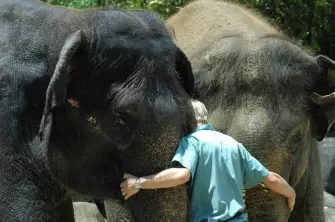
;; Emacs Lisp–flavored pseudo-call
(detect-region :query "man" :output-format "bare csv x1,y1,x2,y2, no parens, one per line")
120,100,296,222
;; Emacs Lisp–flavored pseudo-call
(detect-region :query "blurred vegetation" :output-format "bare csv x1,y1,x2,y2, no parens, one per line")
42,0,335,58
42,0,191,18
232,0,335,58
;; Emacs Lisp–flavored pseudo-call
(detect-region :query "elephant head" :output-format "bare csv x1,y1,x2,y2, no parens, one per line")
38,11,195,201
189,37,335,221
195,42,335,221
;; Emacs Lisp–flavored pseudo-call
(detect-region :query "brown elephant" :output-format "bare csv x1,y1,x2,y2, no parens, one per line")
166,0,335,221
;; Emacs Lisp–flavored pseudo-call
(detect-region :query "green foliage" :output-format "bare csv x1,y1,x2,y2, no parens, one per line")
146,0,190,18
229,0,335,56
44,0,97,8
42,0,191,18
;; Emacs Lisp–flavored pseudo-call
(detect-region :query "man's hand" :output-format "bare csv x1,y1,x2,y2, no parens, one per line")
262,172,296,212
120,173,140,200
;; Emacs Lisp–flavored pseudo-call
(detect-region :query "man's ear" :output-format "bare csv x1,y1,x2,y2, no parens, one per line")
39,30,83,139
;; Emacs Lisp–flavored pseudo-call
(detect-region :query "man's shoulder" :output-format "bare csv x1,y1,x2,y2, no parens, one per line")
216,132,238,144
217,134,242,153
182,133,200,143
178,134,200,149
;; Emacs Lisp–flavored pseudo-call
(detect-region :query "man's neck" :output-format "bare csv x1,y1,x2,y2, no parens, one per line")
192,122,206,131
195,121,207,126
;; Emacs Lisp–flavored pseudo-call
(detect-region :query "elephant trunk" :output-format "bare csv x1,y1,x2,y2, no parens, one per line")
227,107,291,221
242,145,291,222
116,95,191,221
244,185,290,222
120,93,190,174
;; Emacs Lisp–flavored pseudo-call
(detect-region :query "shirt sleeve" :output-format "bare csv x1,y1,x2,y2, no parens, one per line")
238,143,270,189
171,136,199,185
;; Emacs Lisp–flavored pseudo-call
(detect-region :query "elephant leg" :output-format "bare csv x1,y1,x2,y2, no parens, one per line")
105,199,134,222
289,145,325,222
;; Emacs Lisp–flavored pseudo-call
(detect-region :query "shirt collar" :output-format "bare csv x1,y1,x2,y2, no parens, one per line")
192,124,215,132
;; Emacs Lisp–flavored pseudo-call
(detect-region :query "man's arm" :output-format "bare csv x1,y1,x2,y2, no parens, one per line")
120,168,190,199
138,168,191,189
120,136,199,200
262,172,296,211
120,168,190,200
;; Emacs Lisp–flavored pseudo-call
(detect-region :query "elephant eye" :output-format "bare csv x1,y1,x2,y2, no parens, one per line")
115,115,127,127
288,131,304,153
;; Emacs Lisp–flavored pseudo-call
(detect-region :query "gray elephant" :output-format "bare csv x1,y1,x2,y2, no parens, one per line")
0,0,194,221
166,0,335,221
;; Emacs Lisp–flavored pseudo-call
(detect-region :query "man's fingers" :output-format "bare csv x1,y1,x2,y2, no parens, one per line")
124,193,131,200
123,190,137,200
287,198,295,212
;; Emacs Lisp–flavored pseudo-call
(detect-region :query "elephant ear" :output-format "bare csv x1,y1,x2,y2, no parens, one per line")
175,46,194,96
39,30,83,139
310,55,335,141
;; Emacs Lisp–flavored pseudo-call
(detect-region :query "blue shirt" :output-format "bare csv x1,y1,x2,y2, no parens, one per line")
172,124,269,222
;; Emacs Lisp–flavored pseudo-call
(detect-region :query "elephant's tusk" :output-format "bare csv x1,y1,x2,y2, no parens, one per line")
310,92,335,105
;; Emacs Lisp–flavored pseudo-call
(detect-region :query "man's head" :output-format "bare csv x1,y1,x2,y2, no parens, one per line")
191,99,208,126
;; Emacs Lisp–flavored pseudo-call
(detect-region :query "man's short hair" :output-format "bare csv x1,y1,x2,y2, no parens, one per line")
191,99,208,123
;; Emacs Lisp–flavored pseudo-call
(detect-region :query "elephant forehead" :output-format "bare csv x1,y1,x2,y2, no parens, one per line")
238,54,265,83
199,38,275,85
207,36,314,87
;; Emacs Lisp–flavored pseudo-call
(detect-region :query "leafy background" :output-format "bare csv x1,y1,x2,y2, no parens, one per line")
42,0,335,62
